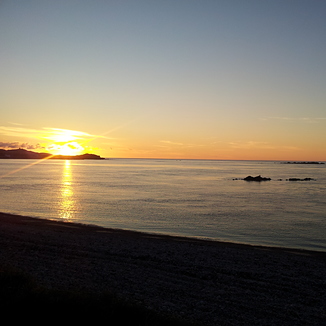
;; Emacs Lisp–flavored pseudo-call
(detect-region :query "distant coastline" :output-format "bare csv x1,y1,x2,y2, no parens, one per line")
0,148,105,160
281,161,325,164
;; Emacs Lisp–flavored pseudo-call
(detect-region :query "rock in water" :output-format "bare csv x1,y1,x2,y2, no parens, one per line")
244,175,271,182
287,178,315,181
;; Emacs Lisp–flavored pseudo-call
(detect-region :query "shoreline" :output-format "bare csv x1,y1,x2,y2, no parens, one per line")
1,210,325,254
1,211,326,256
1,211,325,325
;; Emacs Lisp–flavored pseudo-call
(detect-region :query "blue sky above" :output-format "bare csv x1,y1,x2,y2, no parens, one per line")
1,0,326,160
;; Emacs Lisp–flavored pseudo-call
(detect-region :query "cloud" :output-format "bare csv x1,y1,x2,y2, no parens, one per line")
0,126,41,138
0,142,43,150
228,141,272,150
8,122,26,126
160,140,184,146
0,142,20,149
0,125,108,144
261,117,326,123
228,141,301,151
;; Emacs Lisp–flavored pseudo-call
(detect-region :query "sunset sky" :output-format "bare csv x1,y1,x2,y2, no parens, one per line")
1,0,325,160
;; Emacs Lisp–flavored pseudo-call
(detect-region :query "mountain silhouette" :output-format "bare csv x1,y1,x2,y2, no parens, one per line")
0,148,104,160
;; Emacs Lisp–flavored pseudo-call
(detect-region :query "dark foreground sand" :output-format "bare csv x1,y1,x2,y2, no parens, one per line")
0,212,325,325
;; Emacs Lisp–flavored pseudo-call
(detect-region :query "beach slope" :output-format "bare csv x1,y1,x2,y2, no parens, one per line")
0,212,325,325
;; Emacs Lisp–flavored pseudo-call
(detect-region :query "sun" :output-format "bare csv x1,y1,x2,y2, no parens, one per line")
55,142,85,156
42,128,88,156
46,141,85,156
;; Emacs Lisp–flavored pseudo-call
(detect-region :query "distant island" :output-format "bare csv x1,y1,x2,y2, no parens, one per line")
233,175,316,182
281,161,324,164
0,148,105,160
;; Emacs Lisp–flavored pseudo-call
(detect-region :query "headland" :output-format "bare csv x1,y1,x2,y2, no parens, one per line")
0,148,104,160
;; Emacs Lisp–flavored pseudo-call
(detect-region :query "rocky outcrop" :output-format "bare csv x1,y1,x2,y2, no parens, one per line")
243,175,271,182
287,178,316,181
234,176,316,182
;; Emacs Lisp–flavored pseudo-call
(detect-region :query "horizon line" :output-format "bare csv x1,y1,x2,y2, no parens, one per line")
1,148,325,162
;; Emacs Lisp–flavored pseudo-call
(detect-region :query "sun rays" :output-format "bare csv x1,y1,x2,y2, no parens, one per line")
0,155,55,179
41,128,94,155
0,126,104,157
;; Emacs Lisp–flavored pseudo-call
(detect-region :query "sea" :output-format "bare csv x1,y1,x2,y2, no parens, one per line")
0,159,325,251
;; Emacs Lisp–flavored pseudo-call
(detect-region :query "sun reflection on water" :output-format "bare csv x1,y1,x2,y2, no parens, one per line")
59,160,76,220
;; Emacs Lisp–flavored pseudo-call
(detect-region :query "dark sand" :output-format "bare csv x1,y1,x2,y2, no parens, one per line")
0,212,325,325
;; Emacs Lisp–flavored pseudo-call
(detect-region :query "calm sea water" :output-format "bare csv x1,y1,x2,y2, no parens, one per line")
0,159,325,251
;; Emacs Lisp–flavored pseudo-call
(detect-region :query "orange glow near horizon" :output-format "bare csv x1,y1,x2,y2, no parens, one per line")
1,124,325,162
98,139,326,162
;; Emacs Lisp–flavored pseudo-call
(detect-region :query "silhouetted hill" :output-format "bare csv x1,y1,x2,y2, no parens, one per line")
0,148,50,159
51,153,105,160
0,149,104,160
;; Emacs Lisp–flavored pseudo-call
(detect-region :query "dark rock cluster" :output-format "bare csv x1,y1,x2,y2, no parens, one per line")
286,177,316,181
234,175,316,182
243,175,271,182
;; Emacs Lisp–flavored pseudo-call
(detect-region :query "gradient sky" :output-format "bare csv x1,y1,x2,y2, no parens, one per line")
1,0,326,160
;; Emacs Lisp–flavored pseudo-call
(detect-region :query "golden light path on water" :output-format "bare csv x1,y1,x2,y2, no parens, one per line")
59,160,76,220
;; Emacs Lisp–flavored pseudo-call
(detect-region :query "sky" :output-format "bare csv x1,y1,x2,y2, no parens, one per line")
1,0,326,160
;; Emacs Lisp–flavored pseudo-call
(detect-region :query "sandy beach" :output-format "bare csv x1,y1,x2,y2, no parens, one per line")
0,212,325,325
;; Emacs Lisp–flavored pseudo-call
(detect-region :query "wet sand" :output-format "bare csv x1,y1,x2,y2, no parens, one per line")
0,212,325,325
